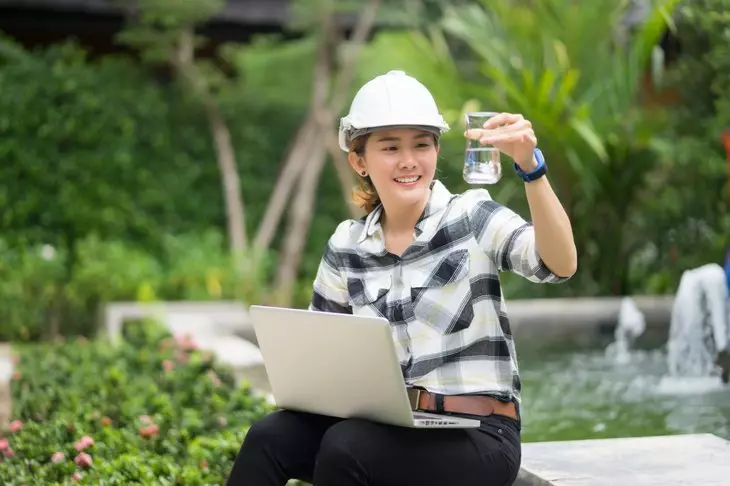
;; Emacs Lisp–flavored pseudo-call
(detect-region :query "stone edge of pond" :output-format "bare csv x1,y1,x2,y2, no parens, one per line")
0,342,13,429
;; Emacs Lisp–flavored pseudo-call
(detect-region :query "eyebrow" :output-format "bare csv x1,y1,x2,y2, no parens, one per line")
375,133,433,143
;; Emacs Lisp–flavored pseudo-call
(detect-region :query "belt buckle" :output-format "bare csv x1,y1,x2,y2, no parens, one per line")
407,388,423,411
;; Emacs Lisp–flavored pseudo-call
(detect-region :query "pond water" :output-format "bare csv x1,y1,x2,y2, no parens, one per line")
519,348,730,443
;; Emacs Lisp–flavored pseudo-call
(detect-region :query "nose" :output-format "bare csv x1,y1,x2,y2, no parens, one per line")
397,154,417,171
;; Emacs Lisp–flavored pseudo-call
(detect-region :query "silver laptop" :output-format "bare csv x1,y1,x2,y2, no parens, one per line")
249,305,480,429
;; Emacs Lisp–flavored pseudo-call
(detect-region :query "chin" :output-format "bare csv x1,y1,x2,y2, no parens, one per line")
394,180,430,201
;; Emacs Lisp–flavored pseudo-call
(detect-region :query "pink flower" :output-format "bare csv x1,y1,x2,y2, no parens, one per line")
139,424,160,438
9,420,22,433
207,371,222,387
74,452,93,469
74,435,95,451
176,333,198,351
51,451,65,463
162,359,174,372
2,447,15,458
72,472,83,481
0,438,8,450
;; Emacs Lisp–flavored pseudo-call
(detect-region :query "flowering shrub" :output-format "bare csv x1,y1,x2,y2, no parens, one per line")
0,320,273,484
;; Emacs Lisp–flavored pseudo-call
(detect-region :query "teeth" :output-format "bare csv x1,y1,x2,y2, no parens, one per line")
395,176,419,183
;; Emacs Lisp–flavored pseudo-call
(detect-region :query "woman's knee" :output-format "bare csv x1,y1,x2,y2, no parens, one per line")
316,418,379,468
241,410,302,453
241,410,340,456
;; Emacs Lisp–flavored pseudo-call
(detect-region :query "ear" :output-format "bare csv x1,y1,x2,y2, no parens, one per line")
347,151,366,175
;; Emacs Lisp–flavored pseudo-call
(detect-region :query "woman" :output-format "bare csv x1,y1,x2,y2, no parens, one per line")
226,70,577,486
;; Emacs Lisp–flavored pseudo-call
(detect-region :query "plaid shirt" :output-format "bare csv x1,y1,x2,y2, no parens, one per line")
309,180,569,403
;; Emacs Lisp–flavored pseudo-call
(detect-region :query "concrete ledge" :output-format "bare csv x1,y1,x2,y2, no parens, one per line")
0,343,13,428
506,295,674,349
103,301,251,344
516,433,730,485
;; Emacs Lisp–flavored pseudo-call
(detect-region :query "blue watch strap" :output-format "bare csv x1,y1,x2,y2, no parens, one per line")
513,148,547,182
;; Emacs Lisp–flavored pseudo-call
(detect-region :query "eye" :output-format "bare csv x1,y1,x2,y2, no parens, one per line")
416,143,431,148
383,146,398,152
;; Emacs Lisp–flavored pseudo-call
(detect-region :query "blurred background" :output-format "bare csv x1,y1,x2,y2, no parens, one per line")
0,0,729,483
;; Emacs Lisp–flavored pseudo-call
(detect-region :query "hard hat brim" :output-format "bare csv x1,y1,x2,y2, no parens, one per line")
338,123,448,152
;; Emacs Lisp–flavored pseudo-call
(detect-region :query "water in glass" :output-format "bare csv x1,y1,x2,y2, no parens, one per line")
463,112,502,185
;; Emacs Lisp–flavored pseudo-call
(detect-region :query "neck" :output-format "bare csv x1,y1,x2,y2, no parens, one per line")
380,196,429,235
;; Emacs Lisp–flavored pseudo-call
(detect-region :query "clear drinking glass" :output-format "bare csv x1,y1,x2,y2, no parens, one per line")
463,112,502,184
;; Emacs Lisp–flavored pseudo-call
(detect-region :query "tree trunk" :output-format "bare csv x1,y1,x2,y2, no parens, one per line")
252,116,319,250
204,100,248,254
251,7,340,252
272,140,329,304
327,130,363,219
173,28,248,254
271,0,381,306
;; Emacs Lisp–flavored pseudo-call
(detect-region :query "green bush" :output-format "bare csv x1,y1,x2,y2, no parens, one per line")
624,0,730,293
0,320,273,484
0,240,68,341
0,230,272,341
0,35,353,318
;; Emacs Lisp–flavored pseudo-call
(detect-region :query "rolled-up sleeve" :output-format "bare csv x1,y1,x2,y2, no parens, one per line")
308,238,353,314
467,190,570,284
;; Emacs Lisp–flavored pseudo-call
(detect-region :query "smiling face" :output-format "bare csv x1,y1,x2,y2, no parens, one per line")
348,127,439,215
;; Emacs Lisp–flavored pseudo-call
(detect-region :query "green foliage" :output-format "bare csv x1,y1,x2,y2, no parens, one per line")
625,0,730,292
0,35,350,325
2,0,729,322
439,0,682,296
0,241,67,341
0,230,272,341
116,0,225,64
0,39,223,251
0,321,272,484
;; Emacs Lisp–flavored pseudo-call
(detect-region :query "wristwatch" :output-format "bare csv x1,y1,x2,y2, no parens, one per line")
513,148,547,182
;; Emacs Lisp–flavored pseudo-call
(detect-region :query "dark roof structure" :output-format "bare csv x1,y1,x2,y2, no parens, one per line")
0,0,294,53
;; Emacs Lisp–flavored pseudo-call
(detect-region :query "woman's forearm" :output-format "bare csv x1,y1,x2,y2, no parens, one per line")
524,175,577,277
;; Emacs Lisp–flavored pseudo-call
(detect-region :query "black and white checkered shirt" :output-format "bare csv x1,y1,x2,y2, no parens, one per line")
309,180,569,403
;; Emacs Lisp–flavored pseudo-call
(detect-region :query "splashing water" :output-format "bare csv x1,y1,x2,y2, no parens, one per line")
667,264,729,381
605,296,646,365
602,266,730,396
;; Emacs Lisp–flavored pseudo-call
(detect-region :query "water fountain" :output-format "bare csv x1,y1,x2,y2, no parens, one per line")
602,265,729,395
605,296,646,365
519,264,730,450
666,263,729,383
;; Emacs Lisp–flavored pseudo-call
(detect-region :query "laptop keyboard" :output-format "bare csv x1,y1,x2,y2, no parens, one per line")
413,412,453,423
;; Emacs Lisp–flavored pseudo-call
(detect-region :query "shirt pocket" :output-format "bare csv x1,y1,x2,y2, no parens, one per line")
346,274,392,318
410,248,474,334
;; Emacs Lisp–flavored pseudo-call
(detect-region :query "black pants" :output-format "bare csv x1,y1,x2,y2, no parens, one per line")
226,410,521,486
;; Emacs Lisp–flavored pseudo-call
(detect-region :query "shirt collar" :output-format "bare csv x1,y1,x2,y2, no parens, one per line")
357,180,453,243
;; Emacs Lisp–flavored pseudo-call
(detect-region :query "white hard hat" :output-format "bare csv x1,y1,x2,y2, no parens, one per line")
338,70,450,152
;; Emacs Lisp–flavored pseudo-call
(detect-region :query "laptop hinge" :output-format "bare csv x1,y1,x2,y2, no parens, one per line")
407,388,422,411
